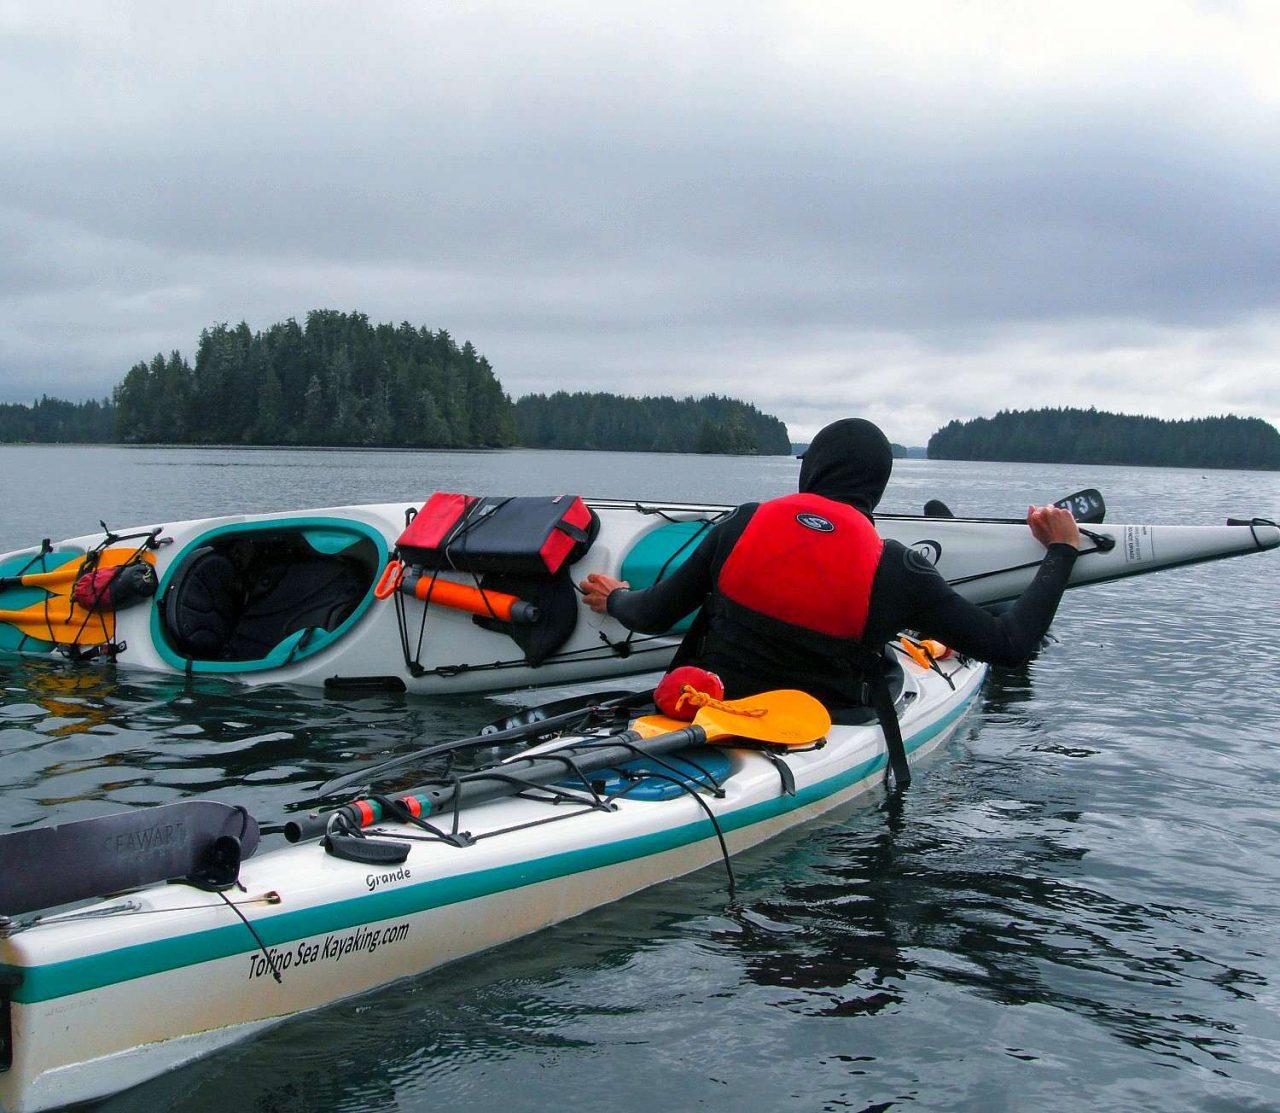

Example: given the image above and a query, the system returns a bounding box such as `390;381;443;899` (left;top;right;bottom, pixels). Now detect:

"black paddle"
1053;488;1105;524
315;688;652;796
922;488;1105;524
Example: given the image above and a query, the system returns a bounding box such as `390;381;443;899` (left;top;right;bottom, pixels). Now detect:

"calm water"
1;445;1279;1113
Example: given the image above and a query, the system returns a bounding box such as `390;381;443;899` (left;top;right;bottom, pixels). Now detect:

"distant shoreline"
928;408;1280;472
2;440;1277;471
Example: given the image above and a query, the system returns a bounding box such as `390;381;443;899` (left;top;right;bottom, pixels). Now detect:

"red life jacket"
716;493;883;641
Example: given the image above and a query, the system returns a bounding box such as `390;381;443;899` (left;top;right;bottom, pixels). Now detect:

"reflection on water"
0;654;498;832
1;449;1278;1111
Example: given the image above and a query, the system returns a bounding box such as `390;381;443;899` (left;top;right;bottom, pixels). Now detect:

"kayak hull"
0;496;1274;694
0;653;986;1112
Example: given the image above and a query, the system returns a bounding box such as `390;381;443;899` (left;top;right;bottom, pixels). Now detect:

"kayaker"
579;417;1081;711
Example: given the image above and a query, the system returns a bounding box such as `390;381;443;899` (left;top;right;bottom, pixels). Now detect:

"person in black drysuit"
580;417;1080;711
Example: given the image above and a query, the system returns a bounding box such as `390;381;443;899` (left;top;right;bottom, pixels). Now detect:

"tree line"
513;391;791;454
0;311;793;454
928;407;1280;470
0;396;115;444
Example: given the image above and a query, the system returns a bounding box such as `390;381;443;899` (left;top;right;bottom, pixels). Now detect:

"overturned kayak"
0;492;1275;694
0;649;985;1112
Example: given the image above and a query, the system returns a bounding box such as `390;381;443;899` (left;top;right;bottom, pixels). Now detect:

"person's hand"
579;572;629;614
1027;505;1080;549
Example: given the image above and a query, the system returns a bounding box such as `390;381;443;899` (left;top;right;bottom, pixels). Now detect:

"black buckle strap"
870;666;911;790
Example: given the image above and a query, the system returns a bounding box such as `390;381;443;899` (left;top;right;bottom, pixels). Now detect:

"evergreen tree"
301;375;328;444
252;365;285;444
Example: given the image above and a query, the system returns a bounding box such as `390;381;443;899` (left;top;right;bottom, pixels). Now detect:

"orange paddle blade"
3;548;153;593
629;713;690;739
634;690;830;747
0;607;116;644
0;549;156;644
899;637;953;670
692;689;830;747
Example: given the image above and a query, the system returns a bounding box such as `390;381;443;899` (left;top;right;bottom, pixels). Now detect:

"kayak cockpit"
152;518;386;673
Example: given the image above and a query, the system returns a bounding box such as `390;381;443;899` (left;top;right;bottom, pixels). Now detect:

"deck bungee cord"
291;690;820;903
321;742;734;876
942;526;1115;593
315;688;651;796
1;892;285;936
381;500;728;684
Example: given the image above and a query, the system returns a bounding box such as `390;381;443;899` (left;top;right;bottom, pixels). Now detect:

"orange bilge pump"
899;636;952;670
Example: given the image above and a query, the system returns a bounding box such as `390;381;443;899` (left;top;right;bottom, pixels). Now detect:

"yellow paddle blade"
693;689;831;748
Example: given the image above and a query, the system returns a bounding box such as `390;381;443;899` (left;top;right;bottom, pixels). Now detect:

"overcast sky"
3;1;1279;444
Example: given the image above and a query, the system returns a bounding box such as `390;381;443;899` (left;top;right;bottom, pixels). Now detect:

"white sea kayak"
0;650;985;1112
0;493;1274;694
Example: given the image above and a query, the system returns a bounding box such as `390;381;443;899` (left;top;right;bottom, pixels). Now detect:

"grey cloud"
1;3;1278;443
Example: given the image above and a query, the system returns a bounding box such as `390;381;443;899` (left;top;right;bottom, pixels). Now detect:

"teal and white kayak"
0;651;985;1112
0;494;1274;694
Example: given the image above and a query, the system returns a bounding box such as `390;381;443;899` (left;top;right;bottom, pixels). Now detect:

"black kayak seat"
162;547;240;659
227;560;365;660
162;544;369;663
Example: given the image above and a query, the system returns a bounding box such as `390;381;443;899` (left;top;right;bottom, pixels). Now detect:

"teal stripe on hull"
5;687;977;1005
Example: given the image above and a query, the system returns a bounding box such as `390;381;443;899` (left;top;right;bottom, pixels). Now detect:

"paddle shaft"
925;489;1104;524
317;689;646;795
286;723;707;842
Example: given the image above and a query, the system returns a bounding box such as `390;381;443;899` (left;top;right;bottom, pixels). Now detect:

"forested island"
514;392;790;454
113;312;516;448
929;408;1280;470
0;311;789;455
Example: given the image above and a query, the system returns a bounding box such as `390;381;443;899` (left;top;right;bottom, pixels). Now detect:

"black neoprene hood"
797;418;893;518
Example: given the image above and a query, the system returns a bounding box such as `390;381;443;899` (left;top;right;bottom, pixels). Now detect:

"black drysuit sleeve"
865;540;1079;667
603;510;747;633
